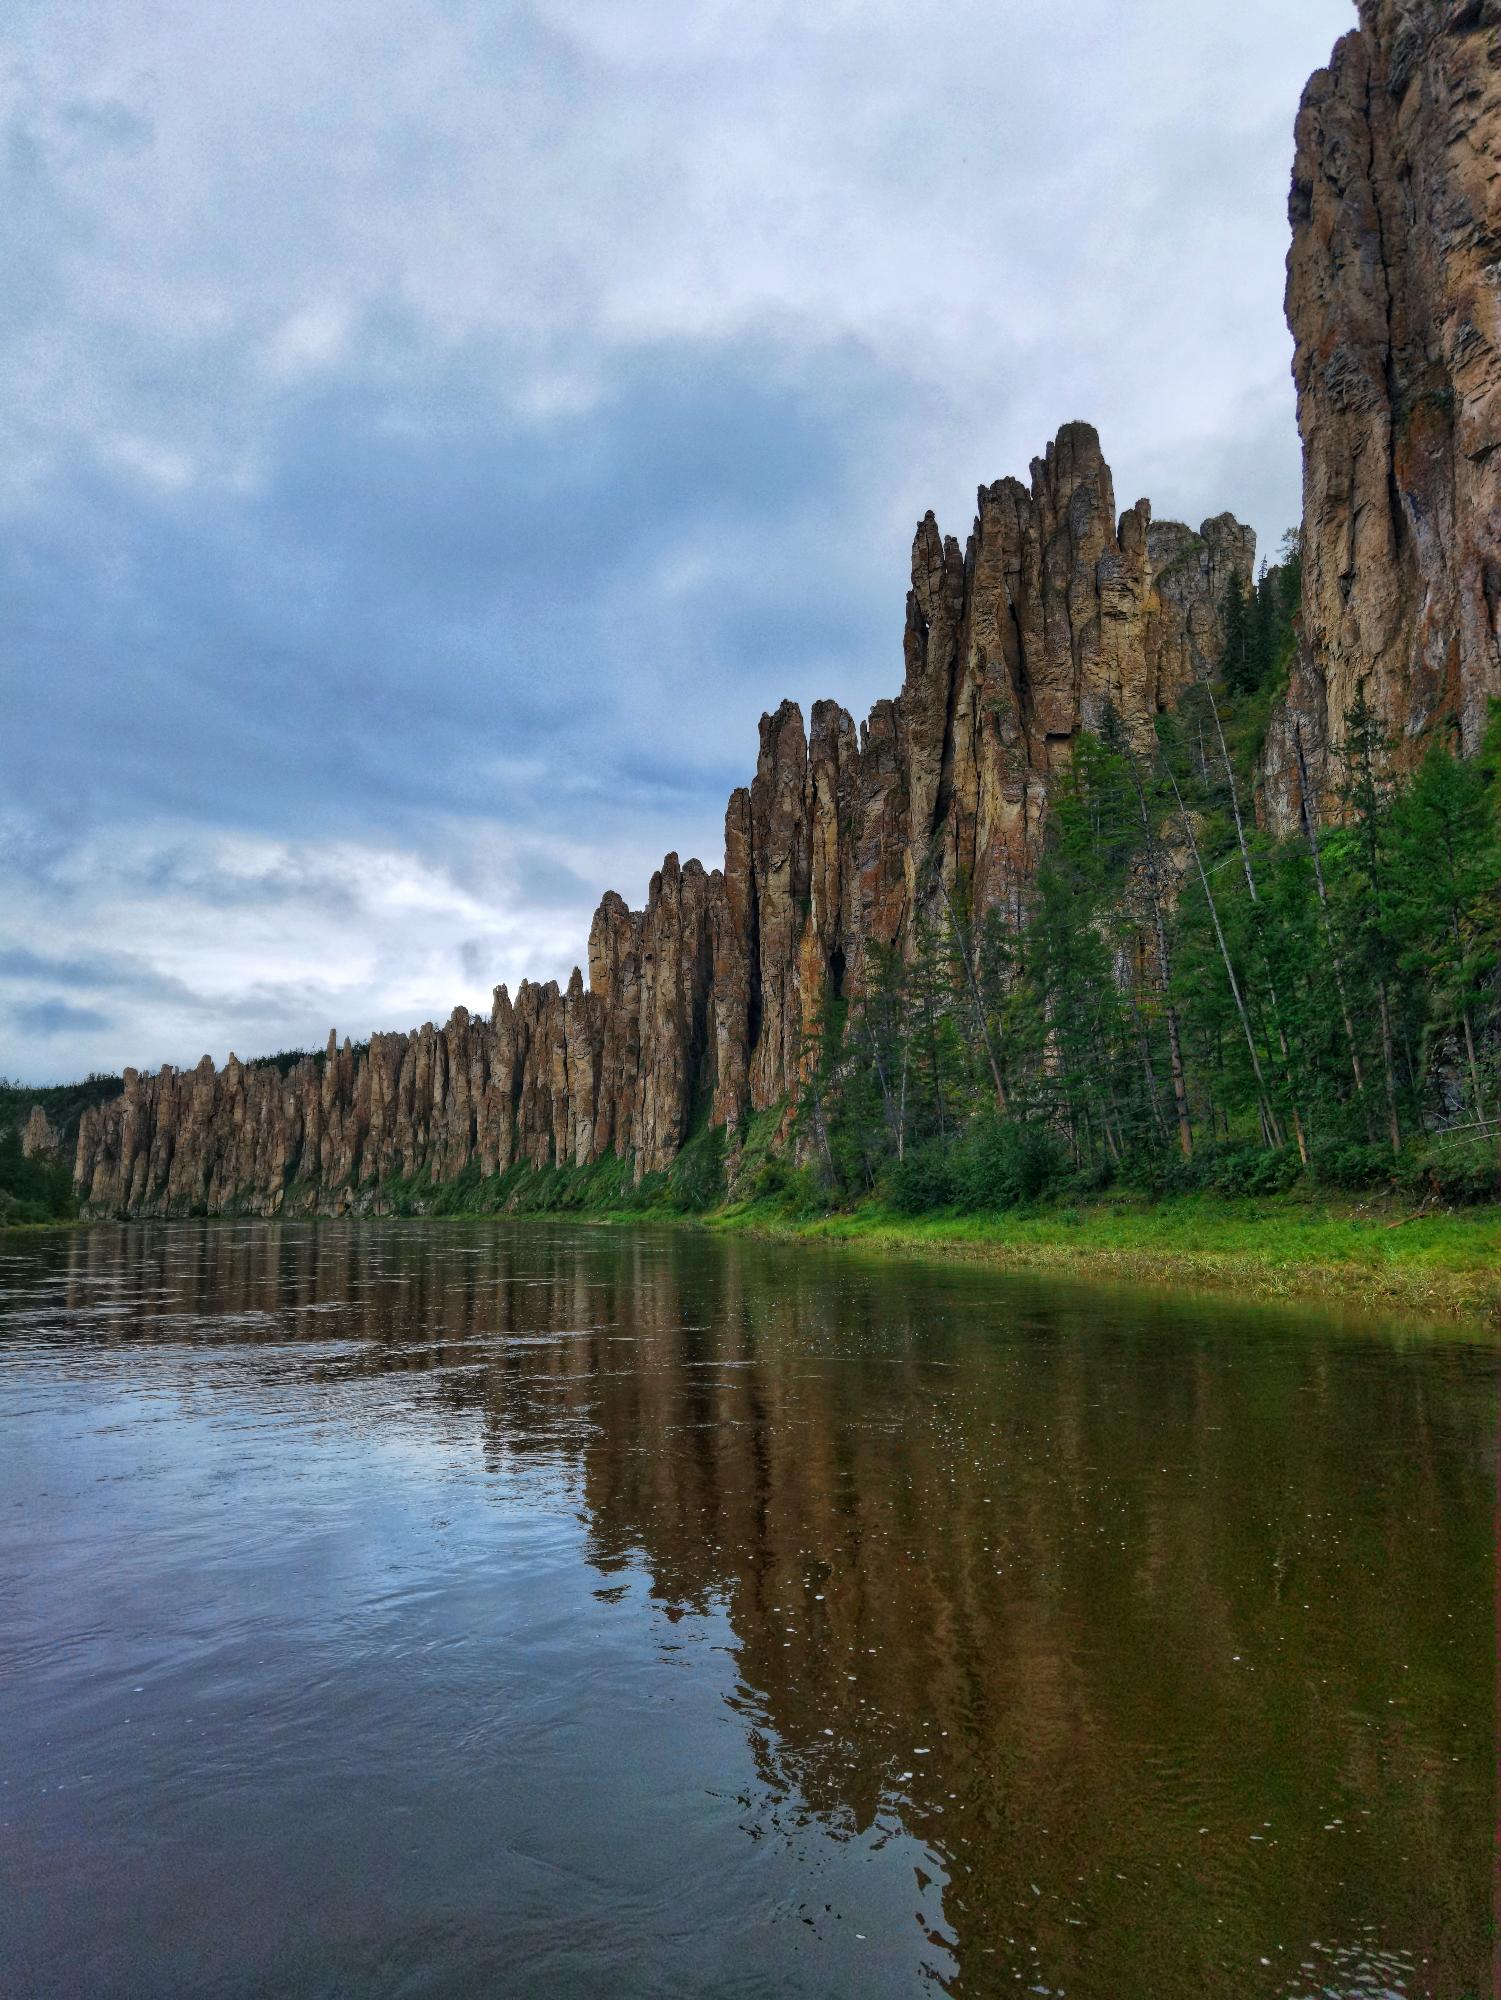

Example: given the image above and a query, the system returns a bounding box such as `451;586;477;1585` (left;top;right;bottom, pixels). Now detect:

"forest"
780;546;1501;1218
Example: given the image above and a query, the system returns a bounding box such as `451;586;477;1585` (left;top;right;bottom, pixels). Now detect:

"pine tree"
1219;571;1254;695
1390;735;1500;1128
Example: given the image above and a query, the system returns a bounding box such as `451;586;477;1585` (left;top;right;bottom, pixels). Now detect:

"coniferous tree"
780;636;1500;1215
1219;571;1254;695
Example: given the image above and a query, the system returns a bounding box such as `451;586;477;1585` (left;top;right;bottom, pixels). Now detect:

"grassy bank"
376;1142;1501;1325
698;1189;1501;1325
30;1137;1501;1325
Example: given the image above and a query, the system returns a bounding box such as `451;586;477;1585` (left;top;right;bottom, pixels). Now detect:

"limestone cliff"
1264;0;1501;827
75;425;1251;1216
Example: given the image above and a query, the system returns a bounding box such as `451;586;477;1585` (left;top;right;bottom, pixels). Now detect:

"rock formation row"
76;427;1252;1214
76;0;1501;1216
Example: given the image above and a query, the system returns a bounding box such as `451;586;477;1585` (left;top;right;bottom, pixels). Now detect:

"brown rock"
21;1104;59;1158
1266;0;1501;826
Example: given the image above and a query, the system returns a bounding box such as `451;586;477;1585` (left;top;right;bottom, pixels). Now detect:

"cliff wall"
76;426;1250;1215
1264;0;1501;825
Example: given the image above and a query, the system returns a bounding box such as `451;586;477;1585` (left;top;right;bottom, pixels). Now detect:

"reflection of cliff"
54;1222;1493;1995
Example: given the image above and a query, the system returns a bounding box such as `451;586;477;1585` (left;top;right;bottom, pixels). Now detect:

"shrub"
667;1126;727;1212
0;1126;77;1223
1310;1141;1395;1192
887;1138;958;1214
1400;1135;1501;1206
951;1117;1064;1210
1147;1139;1305;1200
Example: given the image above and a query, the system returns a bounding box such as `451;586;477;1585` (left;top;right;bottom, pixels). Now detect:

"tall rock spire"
1263;0;1501;828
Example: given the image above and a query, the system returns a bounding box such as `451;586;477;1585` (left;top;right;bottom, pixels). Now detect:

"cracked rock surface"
1264;0;1501;828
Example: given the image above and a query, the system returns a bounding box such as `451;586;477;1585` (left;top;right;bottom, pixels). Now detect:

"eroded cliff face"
1264;0;1501;828
75;424;1251;1216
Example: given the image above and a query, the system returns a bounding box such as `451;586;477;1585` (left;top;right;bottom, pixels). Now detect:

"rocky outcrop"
21;1105;59;1158
1265;0;1501;828
75;424;1252;1217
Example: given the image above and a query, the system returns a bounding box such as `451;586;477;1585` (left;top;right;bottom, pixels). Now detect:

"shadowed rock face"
1264;0;1501;829
21;1106;59;1159
75;425;1251;1216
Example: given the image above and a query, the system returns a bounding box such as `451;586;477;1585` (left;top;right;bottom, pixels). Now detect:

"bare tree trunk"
1162;761;1282;1146
938;878;1008;1114
1207;687;1306;1161
1461;1006;1487;1129
1292;723;1374;1130
1125;989;1169;1143
1123;749;1194;1159
920;986;947;1141
810;1074;836;1180
1283;1046;1309;1165
897;1036;909;1163
1206;685;1258;906
864;1015;898;1145
1376;981;1402;1155
1161;937;1194;1159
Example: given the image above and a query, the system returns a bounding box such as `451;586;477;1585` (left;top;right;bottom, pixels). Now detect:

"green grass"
702;1188;1501;1325
358;1148;1501;1327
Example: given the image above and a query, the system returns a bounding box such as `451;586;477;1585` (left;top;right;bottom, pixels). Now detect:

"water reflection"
2;1220;1494;1998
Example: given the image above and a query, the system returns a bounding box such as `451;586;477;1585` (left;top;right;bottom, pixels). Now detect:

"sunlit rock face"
75;424;1250;1214
1263;0;1501;831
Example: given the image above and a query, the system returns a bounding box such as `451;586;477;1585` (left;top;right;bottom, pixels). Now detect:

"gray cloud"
0;0;1357;1081
10;998;114;1038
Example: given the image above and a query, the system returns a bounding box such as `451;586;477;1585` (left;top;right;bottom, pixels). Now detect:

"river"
1;1220;1494;1997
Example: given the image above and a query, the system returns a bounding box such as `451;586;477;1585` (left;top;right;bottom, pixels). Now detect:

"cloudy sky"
3;0;1355;1084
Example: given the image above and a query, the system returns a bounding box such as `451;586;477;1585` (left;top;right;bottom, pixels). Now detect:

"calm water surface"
0;1221;1495;1997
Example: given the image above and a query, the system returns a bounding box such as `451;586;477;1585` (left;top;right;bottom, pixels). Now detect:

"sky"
2;0;1356;1085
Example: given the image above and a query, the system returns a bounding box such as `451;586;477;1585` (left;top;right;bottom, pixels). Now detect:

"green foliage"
889;1118;1065;1215
0;1073;123;1157
786;653;1500;1222
258;1048;320;1077
0;1075;120;1225
1219;570;1254;694
665;1123;728;1212
0;1124;78;1224
888;1138;958;1214
1149;1139;1307;1200
1220;538;1301;697
374;1121;728;1222
17;532;1501;1239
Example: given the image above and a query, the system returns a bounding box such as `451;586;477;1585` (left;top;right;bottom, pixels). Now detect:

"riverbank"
25;1174;1501;1327
696;1191;1501;1326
